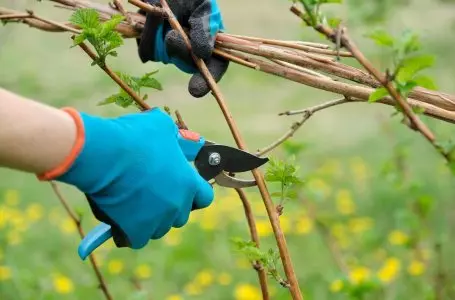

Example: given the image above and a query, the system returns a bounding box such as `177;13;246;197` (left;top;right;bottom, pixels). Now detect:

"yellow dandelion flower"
164;229;182;246
256;220;273;237
166;295;183;300
348;217;374;234
234;283;262;300
408;260;425;276
26;203;44;222
217;272;232;286
7;230;22;246
388;230;409;246
184;282;202;296
134;264;152;279
295;217;313;235
107;259;124;274
306;178;332;198
377;257;401;283
349;266;371;285
336;189;356;215
330;279;343;293
194;269;214;286
0;266;12;281
60;218;76;234
53;274;74;294
4;190;19;206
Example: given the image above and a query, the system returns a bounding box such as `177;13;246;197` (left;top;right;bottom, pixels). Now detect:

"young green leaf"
366;29;395;47
368;87;389;102
412;75;438;90
396;54;435;83
69;8;99;30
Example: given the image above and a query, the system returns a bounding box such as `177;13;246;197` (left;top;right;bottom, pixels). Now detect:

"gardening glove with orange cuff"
37;107;214;249
136;0;229;98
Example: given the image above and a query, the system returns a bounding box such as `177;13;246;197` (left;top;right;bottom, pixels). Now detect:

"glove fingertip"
193;176;214;210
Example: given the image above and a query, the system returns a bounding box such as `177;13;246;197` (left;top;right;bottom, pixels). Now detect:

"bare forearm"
0;88;76;174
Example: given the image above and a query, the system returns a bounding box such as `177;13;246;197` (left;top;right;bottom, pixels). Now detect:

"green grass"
1;0;455;299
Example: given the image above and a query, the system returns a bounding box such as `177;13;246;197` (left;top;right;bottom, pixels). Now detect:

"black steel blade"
194;145;269;181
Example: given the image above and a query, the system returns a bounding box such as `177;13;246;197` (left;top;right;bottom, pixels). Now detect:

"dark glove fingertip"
188;56;229;98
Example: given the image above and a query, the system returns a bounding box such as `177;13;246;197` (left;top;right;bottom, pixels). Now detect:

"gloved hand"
38;107;214;249
136;0;229;98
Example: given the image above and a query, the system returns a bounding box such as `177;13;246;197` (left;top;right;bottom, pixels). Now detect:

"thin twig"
228;34;352;57
279;97;348;116
0;13;30;20
236;189;270;300
174;110;188;130
257;97;349;156
112;0;134;26
271;59;332;80
50;182;113;300
73;38;151;111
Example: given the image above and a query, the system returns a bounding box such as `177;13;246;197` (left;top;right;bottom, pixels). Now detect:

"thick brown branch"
226;51;455;124
50;182;113;300
2;4;455;114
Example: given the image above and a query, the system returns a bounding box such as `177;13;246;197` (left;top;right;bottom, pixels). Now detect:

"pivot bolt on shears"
78;129;269;260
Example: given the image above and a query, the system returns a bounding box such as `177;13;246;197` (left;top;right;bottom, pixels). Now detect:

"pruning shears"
78;128;269;260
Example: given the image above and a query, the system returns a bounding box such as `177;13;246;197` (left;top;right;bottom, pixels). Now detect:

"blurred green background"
1;0;455;299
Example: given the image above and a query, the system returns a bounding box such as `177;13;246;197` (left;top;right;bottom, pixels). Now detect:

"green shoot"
296;0;343;27
231;238;289;287
98;71;163;108
70;8;125;67
366;29;437;103
265;157;304;210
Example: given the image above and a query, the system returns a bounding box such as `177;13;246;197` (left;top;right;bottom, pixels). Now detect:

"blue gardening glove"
136;0;229;98
38;107;214;249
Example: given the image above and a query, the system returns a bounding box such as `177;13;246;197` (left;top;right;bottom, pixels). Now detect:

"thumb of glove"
192;172;214;210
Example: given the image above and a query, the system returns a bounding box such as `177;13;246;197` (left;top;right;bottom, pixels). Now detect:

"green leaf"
69;8;100;30
327;17;342;28
400;29;421;54
368;87;389;102
99;14;124;37
396;54;435;83
72;32;87;46
396;81;418;97
97;94;118;106
412;75;438;90
282;140;307;156
139;77;162;90
365;29;395;47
